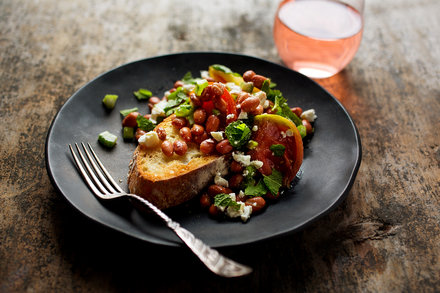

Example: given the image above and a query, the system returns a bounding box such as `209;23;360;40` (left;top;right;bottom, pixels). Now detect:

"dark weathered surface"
1;0;439;292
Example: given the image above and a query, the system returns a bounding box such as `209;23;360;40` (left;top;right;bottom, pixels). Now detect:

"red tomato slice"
249;114;303;186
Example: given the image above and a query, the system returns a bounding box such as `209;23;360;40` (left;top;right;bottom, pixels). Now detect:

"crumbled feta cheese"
237;111;248;120
263;100;270;109
281;131;286;138
210;131;224;141
138;131;160;148
225;202;252;222
238;190;246;199
251;160;264;169
242;169;249;176
226;114;235;120
214;173;229;187
252;125;258;131
227;83;242;95
241;205;252;222
150;100;167;123
300;109;317;122
233;152;251;166
254;91;267;107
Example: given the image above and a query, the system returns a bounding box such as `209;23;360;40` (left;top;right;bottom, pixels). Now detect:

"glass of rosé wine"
273;0;364;79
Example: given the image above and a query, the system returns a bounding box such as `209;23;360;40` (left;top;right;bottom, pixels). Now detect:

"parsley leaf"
263;169;283;196
214;193;241;210
133;88;153;100
225;121;252;148
136;115;155;132
270;144;286;157
244;180;268;197
272;95;302;126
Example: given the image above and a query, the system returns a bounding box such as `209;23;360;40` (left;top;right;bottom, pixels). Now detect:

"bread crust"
127;115;229;210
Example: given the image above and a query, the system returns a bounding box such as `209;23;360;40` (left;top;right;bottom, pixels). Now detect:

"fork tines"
69;143;123;198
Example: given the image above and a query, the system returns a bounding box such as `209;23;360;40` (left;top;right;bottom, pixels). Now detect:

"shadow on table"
53;191;353;293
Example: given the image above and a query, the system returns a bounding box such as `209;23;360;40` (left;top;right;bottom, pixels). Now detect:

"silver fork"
69;142;252;278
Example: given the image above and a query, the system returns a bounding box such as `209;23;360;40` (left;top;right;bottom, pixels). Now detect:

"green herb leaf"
119;107;139;117
136;115;155;132
261;79;271;94
211;64;232;73
244;180;268;197
133;88;153;100
195;79;209;96
263;169;283;196
225;121;252;148
174;103;194;117
214;193;241;210
181;71;194;83
270;144;286;157
272;95;302;126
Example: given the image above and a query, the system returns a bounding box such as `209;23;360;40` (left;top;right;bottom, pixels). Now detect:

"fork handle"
128;194;252;278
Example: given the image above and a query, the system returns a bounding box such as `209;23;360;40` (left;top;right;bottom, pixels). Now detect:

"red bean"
243;70;256;82
193;131;209;144
174;80;184;88
251;104;264;115
179;127;192;142
171;116;187;129
205;115;220;133
122;112;140;128
236;92;250;105
230;161;243;173
161;140;174;157
200;194;211;209
240;96;260;112
211;83;224;97
200;139;215;154
245;197;266;213
208;185;232;197
302;119;313;134
251;75;269;89
135;128;146;141
228;174;244;189
291;107;303;117
208;204;220;217
193;108;207;124
149;96;161;104
191;124;204;136
216;139;233;154
190;93;202;107
173;140;188;156
156;127;167;140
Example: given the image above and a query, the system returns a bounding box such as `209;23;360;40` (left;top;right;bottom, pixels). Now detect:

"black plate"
45;52;361;248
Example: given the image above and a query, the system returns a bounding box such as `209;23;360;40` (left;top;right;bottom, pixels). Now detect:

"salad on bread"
105;65;316;222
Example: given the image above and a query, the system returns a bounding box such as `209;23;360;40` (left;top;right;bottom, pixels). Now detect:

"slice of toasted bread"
127;115;229;210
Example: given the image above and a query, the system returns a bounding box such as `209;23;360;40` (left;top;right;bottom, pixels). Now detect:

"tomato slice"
249;114;303;186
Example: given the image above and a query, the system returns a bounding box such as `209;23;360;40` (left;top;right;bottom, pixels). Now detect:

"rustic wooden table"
1;0;439;292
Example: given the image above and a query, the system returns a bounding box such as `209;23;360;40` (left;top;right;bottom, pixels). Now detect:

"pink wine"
273;0;363;78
